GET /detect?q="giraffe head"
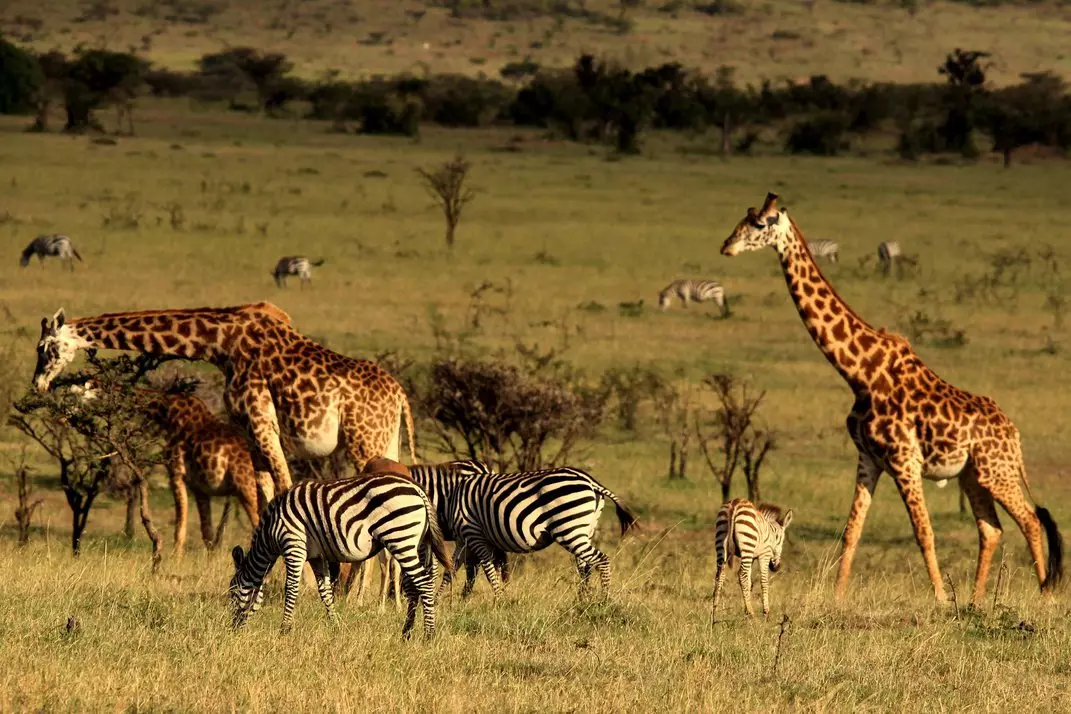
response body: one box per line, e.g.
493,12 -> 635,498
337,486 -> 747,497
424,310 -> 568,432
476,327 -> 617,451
33,309 -> 87,393
720,193 -> 792,257
229,545 -> 266,628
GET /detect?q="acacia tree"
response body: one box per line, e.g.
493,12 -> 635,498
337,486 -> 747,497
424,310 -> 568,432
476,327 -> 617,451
695,374 -> 776,501
9,355 -> 165,568
417,155 -> 475,250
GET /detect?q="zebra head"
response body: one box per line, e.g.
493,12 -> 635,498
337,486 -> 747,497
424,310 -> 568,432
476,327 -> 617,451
229,545 -> 266,628
768,509 -> 794,573
33,309 -> 86,393
721,193 -> 792,258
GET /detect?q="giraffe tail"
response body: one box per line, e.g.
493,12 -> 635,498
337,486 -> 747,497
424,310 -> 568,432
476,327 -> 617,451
1020,465 -> 1064,590
401,395 -> 417,464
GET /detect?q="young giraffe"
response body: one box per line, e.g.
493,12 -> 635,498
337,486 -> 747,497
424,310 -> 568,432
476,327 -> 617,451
76,379 -> 274,558
720,193 -> 1062,606
31,302 -> 418,499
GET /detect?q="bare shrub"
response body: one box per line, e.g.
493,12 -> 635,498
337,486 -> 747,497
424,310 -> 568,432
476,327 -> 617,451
9,356 -> 165,567
602,365 -> 668,434
11,451 -> 44,546
651,379 -> 694,480
416,155 -> 475,250
695,374 -> 776,501
417,355 -> 607,471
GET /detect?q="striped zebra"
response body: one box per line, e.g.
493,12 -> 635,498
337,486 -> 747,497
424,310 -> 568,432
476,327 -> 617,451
409,460 -> 638,597
229,472 -> 451,638
807,239 -> 839,264
712,498 -> 794,620
272,256 -> 325,288
19,234 -> 83,270
877,240 -> 902,277
658,279 -> 728,316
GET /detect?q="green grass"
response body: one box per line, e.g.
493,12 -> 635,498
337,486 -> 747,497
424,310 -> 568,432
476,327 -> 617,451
0,103 -> 1070,710
3,0 -> 1071,85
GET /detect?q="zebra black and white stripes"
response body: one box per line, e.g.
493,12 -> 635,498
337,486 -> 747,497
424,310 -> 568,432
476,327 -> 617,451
658,279 -> 728,315
229,473 -> 451,637
877,241 -> 902,277
712,498 -> 793,620
409,461 -> 637,597
807,239 -> 839,264
20,234 -> 83,270
272,256 -> 325,288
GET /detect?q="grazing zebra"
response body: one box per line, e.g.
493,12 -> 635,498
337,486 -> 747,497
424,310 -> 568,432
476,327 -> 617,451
410,459 -> 637,597
658,279 -> 728,316
712,498 -> 794,620
807,239 -> 840,264
19,234 -> 83,270
877,241 -> 902,277
229,472 -> 451,638
272,256 -> 325,288
408,460 -> 511,592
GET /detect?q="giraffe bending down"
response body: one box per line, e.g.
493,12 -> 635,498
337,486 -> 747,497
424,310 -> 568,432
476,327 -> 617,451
31,302 -> 418,501
720,193 -> 1063,605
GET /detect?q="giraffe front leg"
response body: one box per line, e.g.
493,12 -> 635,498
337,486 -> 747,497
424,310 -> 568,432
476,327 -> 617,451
738,559 -> 755,618
168,453 -> 189,560
246,405 -> 293,493
889,456 -> 947,602
835,453 -> 882,601
309,557 -> 340,626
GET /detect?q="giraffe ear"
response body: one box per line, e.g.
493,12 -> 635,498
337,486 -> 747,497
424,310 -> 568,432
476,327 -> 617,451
231,545 -> 245,569
780,510 -> 793,529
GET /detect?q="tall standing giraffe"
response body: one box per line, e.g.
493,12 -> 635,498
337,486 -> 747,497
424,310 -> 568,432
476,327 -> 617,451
719,193 -> 1062,605
31,302 -> 417,497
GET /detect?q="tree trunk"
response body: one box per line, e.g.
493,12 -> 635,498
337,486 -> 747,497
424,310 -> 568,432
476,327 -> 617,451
1002,146 -> 1012,168
137,478 -> 163,572
668,441 -> 678,480
720,116 -> 731,155
720,478 -> 731,501
746,473 -> 760,503
445,219 -> 456,249
124,488 -> 138,540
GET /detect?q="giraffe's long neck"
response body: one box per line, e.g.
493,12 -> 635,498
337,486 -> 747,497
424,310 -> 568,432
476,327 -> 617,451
775,219 -> 892,392
69,310 -> 235,364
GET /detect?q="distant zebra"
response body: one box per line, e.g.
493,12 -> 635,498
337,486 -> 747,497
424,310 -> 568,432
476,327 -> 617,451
229,472 -> 451,638
877,241 -> 902,277
658,279 -> 728,316
272,256 -> 325,288
411,460 -> 638,597
712,498 -> 794,620
807,239 -> 840,264
408,460 -> 511,592
19,234 -> 83,270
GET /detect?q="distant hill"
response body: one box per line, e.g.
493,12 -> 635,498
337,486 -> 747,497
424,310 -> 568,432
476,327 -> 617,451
4,0 -> 1070,86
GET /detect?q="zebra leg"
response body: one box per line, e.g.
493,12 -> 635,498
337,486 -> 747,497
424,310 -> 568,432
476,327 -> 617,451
712,557 -> 730,623
465,536 -> 505,597
309,557 -> 340,626
558,534 -> 613,594
758,555 -> 773,619
279,543 -> 308,635
738,558 -> 756,618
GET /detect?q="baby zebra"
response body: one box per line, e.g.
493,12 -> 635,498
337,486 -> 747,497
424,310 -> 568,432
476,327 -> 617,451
272,256 -> 325,288
229,472 -> 451,638
658,279 -> 728,316
877,240 -> 902,277
411,460 -> 637,597
807,239 -> 839,264
20,234 -> 83,270
712,499 -> 793,621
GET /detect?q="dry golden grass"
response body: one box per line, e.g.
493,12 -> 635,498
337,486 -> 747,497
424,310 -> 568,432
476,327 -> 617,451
0,103 -> 1069,710
3,0 -> 1071,85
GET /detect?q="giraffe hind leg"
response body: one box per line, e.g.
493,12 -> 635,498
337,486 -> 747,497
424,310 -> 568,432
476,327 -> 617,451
984,461 -> 1051,594
959,464 -> 1002,607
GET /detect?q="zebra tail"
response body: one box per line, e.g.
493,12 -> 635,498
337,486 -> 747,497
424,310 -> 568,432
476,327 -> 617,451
311,258 -> 325,266
72,248 -> 83,262
425,501 -> 453,575
593,482 -> 639,536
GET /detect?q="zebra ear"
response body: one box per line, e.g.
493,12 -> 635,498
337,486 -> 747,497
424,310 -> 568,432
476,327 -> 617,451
780,510 -> 793,529
231,545 -> 245,569
52,308 -> 65,329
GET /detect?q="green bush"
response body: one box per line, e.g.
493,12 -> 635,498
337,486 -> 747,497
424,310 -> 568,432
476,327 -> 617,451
0,38 -> 43,115
785,113 -> 850,155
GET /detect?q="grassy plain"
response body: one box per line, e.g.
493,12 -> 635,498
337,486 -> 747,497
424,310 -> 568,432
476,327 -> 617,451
4,0 -> 1071,86
0,101 -> 1070,711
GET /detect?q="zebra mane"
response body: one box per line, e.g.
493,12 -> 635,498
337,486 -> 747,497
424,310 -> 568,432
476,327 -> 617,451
757,502 -> 786,524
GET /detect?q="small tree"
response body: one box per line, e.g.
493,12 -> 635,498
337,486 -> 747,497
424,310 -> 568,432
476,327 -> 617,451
417,155 -> 475,250
12,453 -> 44,546
197,48 -> 294,111
9,356 -> 165,567
0,38 -> 44,115
937,48 -> 991,157
695,374 -> 775,501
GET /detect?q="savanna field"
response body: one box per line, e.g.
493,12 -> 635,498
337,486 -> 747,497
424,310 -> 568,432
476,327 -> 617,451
2,2 -> 1071,712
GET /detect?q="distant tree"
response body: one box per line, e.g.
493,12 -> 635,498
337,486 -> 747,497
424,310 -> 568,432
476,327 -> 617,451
698,66 -> 752,155
30,50 -> 69,132
416,155 -> 475,250
981,72 -> 1071,167
197,48 -> 294,111
938,48 -> 991,157
61,49 -> 147,133
0,37 -> 44,115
